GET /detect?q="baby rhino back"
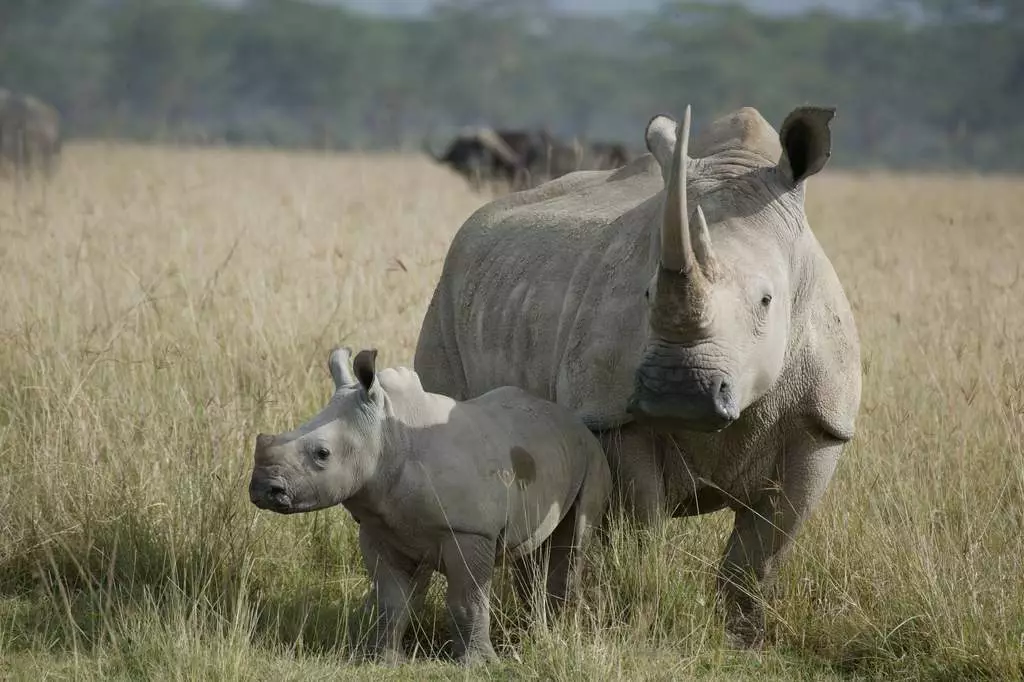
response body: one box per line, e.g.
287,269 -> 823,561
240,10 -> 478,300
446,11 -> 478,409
469,386 -> 607,558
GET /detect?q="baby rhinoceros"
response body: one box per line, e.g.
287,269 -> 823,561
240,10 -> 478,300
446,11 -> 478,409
248,347 -> 612,666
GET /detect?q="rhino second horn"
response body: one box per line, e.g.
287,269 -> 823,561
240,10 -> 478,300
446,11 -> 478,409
692,204 -> 719,280
328,347 -> 355,389
661,104 -> 698,277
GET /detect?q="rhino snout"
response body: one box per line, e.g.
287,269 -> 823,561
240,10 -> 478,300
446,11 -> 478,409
627,362 -> 739,432
249,474 -> 294,513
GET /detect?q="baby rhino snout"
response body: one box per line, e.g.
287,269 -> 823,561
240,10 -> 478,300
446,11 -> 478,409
249,471 -> 292,513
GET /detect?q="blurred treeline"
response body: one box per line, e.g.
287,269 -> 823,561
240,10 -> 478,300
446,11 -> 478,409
1,0 -> 1020,170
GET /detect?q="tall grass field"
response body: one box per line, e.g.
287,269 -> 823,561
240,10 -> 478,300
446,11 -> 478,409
1,143 -> 1022,680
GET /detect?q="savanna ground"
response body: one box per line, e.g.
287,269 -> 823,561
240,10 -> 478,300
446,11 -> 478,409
1,142 -> 1022,681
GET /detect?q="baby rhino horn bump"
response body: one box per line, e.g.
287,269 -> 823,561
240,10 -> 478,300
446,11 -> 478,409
328,346 -> 355,389
255,433 -> 274,450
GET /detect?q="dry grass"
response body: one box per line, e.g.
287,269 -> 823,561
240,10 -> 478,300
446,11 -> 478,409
0,143 -> 1022,680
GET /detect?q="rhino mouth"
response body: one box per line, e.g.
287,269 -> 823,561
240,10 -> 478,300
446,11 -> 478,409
627,364 -> 740,432
249,477 -> 299,514
251,492 -> 298,514
626,394 -> 735,432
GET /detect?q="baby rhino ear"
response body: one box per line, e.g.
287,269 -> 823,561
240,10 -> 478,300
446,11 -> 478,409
328,347 -> 355,389
353,349 -> 378,392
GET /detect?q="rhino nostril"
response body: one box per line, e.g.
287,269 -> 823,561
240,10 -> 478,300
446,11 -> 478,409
268,484 -> 286,497
710,376 -> 738,421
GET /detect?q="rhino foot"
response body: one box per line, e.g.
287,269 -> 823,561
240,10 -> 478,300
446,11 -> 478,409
457,642 -> 499,667
360,645 -> 409,667
723,610 -> 767,651
377,647 -> 410,666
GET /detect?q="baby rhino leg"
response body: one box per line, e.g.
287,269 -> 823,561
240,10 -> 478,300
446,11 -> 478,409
359,527 -> 430,664
510,552 -> 544,612
544,448 -> 613,611
441,533 -> 499,665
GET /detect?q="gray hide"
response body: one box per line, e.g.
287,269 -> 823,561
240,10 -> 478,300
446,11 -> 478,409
249,347 -> 611,665
413,104 -> 862,647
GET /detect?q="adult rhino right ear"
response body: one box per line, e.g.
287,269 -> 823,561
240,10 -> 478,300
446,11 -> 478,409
353,348 -> 378,393
779,106 -> 835,187
328,347 -> 355,390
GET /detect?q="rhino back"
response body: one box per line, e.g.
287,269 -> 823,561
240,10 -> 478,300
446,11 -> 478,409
417,155 -> 663,427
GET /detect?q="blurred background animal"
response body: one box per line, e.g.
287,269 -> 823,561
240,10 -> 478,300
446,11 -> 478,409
0,87 -> 61,178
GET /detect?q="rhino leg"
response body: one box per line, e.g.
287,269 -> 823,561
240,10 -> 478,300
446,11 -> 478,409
599,424 -> 668,527
716,437 -> 843,649
441,532 -> 499,665
359,527 -> 431,664
542,449 -> 612,612
509,552 -> 543,611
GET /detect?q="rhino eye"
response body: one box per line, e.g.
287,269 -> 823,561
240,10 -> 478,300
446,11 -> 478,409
644,288 -> 651,301
760,294 -> 773,307
314,446 -> 331,461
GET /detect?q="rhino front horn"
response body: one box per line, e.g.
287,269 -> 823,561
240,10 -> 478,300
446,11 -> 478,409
661,104 -> 695,275
256,433 -> 274,450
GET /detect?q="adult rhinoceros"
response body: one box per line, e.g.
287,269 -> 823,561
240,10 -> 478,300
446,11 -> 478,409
413,104 -> 861,647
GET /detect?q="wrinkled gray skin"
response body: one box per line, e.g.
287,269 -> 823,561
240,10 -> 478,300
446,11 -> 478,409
249,348 -> 611,665
414,105 -> 862,647
0,88 -> 61,178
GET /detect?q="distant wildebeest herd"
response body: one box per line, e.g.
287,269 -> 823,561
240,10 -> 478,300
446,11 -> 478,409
0,87 -> 61,178
249,103 -> 862,666
1,86 -> 622,191
423,126 -> 632,191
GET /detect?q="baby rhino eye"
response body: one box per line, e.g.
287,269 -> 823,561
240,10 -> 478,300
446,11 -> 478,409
315,446 -> 331,461
760,294 -> 773,307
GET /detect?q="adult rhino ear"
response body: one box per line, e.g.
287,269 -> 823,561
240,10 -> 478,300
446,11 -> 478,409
645,114 -> 677,184
353,348 -> 378,393
778,106 -> 835,187
328,346 -> 354,390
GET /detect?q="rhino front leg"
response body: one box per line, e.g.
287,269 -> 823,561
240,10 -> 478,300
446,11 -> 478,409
600,424 -> 667,526
360,528 -> 430,664
441,532 -> 499,665
717,437 -> 843,649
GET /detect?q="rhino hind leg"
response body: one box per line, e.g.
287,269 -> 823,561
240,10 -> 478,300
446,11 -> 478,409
716,437 -> 843,649
507,511 -> 572,617
509,551 -> 542,611
526,449 -> 612,615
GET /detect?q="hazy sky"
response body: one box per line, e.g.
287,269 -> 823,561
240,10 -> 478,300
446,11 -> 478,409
334,0 -> 873,17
